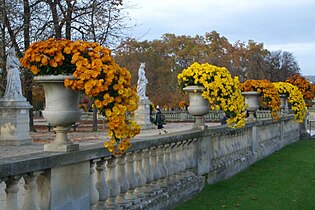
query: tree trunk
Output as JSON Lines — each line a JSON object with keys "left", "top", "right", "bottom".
{"left": 23, "top": 0, "right": 36, "bottom": 132}
{"left": 0, "top": 0, "right": 6, "bottom": 95}
{"left": 92, "top": 106, "right": 98, "bottom": 131}
{"left": 48, "top": 0, "right": 61, "bottom": 38}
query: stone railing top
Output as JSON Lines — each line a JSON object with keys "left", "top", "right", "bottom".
{"left": 0, "top": 129, "right": 202, "bottom": 177}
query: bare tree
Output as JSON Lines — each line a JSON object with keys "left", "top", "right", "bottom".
{"left": 1, "top": 0, "right": 134, "bottom": 132}
{"left": 264, "top": 50, "right": 300, "bottom": 82}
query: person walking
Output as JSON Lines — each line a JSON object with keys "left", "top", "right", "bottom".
{"left": 155, "top": 105, "right": 167, "bottom": 134}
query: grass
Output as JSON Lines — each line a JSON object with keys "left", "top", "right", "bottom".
{"left": 174, "top": 139, "right": 315, "bottom": 210}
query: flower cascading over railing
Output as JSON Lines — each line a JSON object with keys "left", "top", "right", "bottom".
{"left": 273, "top": 82, "right": 306, "bottom": 122}
{"left": 20, "top": 38, "right": 140, "bottom": 155}
{"left": 239, "top": 79, "right": 281, "bottom": 120}
{"left": 177, "top": 62, "right": 246, "bottom": 128}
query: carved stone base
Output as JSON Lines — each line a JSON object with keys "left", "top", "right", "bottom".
{"left": 134, "top": 99, "right": 154, "bottom": 130}
{"left": 44, "top": 143, "right": 79, "bottom": 152}
{"left": 0, "top": 100, "right": 32, "bottom": 145}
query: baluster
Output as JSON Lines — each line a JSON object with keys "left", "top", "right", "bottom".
{"left": 21, "top": 172, "right": 42, "bottom": 210}
{"left": 190, "top": 139, "right": 198, "bottom": 169}
{"left": 117, "top": 155, "right": 131, "bottom": 208}
{"left": 165, "top": 144, "right": 174, "bottom": 182}
{"left": 150, "top": 146, "right": 161, "bottom": 192}
{"left": 5, "top": 175, "right": 21, "bottom": 210}
{"left": 134, "top": 151, "right": 146, "bottom": 198}
{"left": 158, "top": 145, "right": 168, "bottom": 188}
{"left": 171, "top": 143, "right": 180, "bottom": 180}
{"left": 182, "top": 140, "right": 192, "bottom": 177}
{"left": 90, "top": 161, "right": 99, "bottom": 209}
{"left": 105, "top": 157, "right": 121, "bottom": 210}
{"left": 183, "top": 140, "right": 191, "bottom": 169}
{"left": 143, "top": 149, "right": 154, "bottom": 195}
{"left": 177, "top": 141, "right": 186, "bottom": 176}
{"left": 95, "top": 158, "right": 109, "bottom": 210}
{"left": 125, "top": 152, "right": 140, "bottom": 204}
{"left": 187, "top": 140, "right": 193, "bottom": 169}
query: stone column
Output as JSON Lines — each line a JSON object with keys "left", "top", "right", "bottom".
{"left": 117, "top": 156, "right": 131, "bottom": 208}
{"left": 125, "top": 152, "right": 139, "bottom": 203}
{"left": 165, "top": 144, "right": 174, "bottom": 182}
{"left": 95, "top": 158, "right": 109, "bottom": 210}
{"left": 183, "top": 140, "right": 191, "bottom": 172}
{"left": 190, "top": 139, "right": 198, "bottom": 169}
{"left": 143, "top": 149, "right": 154, "bottom": 195}
{"left": 171, "top": 143, "right": 180, "bottom": 179}
{"left": 134, "top": 151, "right": 146, "bottom": 198}
{"left": 158, "top": 145, "right": 168, "bottom": 187}
{"left": 150, "top": 147, "right": 161, "bottom": 191}
{"left": 5, "top": 176, "right": 21, "bottom": 210}
{"left": 90, "top": 161, "right": 99, "bottom": 209}
{"left": 197, "top": 135, "right": 211, "bottom": 176}
{"left": 21, "top": 172, "right": 41, "bottom": 210}
{"left": 105, "top": 158, "right": 121, "bottom": 210}
{"left": 176, "top": 141, "right": 186, "bottom": 176}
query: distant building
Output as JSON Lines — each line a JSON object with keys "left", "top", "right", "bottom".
{"left": 305, "top": 75, "right": 315, "bottom": 84}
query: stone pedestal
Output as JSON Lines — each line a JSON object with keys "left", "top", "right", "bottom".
{"left": 48, "top": 161, "right": 90, "bottom": 210}
{"left": 307, "top": 108, "right": 315, "bottom": 137}
{"left": 135, "top": 99, "right": 154, "bottom": 130}
{"left": 0, "top": 100, "right": 32, "bottom": 145}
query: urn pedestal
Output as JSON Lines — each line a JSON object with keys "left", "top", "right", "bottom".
{"left": 35, "top": 75, "right": 81, "bottom": 152}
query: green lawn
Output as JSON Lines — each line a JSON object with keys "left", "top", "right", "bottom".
{"left": 174, "top": 139, "right": 315, "bottom": 210}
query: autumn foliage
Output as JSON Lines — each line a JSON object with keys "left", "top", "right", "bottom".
{"left": 115, "top": 31, "right": 301, "bottom": 109}
{"left": 286, "top": 74, "right": 315, "bottom": 106}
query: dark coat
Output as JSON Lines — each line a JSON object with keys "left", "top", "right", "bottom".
{"left": 155, "top": 109, "right": 164, "bottom": 129}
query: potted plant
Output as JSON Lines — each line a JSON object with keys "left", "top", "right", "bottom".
{"left": 20, "top": 38, "right": 140, "bottom": 155}
{"left": 240, "top": 80, "right": 281, "bottom": 120}
{"left": 286, "top": 74, "right": 315, "bottom": 107}
{"left": 273, "top": 82, "right": 306, "bottom": 122}
{"left": 177, "top": 62, "right": 245, "bottom": 128}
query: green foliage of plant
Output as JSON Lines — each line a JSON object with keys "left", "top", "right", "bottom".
{"left": 174, "top": 140, "right": 315, "bottom": 210}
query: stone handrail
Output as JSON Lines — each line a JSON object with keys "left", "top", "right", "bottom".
{"left": 0, "top": 114, "right": 301, "bottom": 209}
{"left": 156, "top": 110, "right": 225, "bottom": 122}
{"left": 80, "top": 110, "right": 274, "bottom": 125}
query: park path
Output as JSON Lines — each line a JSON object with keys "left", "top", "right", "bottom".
{"left": 0, "top": 117, "right": 220, "bottom": 157}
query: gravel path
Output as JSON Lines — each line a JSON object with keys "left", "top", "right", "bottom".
{"left": 1, "top": 122, "right": 220, "bottom": 158}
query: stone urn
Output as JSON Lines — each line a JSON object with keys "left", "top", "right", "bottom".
{"left": 183, "top": 86, "right": 210, "bottom": 129}
{"left": 34, "top": 75, "right": 81, "bottom": 152}
{"left": 242, "top": 91, "right": 260, "bottom": 120}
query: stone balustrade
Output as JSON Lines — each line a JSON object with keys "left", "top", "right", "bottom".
{"left": 156, "top": 110, "right": 224, "bottom": 122}
{"left": 0, "top": 114, "right": 302, "bottom": 209}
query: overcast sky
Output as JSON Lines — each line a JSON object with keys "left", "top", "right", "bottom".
{"left": 125, "top": 0, "right": 315, "bottom": 76}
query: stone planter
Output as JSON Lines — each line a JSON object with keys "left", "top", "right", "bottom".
{"left": 242, "top": 91, "right": 260, "bottom": 120}
{"left": 34, "top": 75, "right": 81, "bottom": 152}
{"left": 183, "top": 86, "right": 210, "bottom": 129}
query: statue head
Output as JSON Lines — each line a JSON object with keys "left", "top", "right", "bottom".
{"left": 8, "top": 47, "right": 16, "bottom": 56}
{"left": 140, "top": 62, "right": 145, "bottom": 69}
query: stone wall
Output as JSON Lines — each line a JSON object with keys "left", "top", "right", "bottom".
{"left": 203, "top": 116, "right": 300, "bottom": 184}
{"left": 0, "top": 115, "right": 301, "bottom": 210}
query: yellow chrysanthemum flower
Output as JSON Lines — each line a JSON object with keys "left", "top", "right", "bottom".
{"left": 178, "top": 62, "right": 245, "bottom": 128}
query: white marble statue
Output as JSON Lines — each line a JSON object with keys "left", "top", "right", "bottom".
{"left": 137, "top": 63, "right": 148, "bottom": 99}
{"left": 2, "top": 48, "right": 25, "bottom": 101}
